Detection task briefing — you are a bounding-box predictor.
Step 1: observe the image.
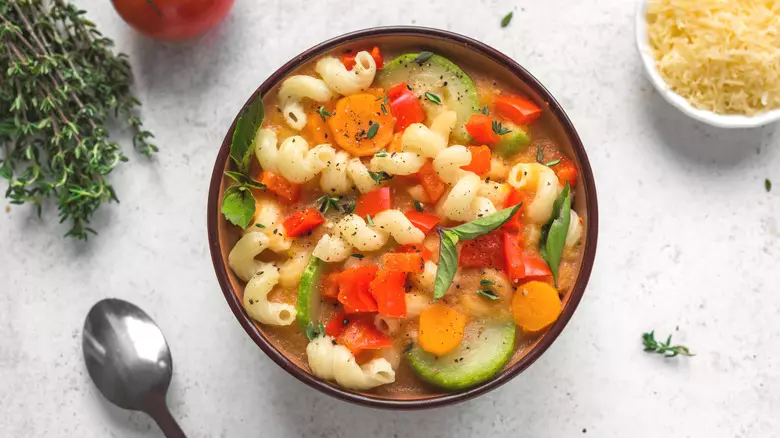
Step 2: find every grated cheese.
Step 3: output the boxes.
[646,0,780,116]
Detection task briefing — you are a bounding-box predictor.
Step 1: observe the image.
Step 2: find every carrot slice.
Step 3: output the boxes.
[418,304,467,356]
[381,252,425,273]
[511,281,561,332]
[304,108,334,145]
[327,93,394,156]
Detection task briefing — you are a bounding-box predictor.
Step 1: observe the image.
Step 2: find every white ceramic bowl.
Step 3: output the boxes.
[635,0,780,129]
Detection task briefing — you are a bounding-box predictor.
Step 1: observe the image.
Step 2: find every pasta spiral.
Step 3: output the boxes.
[507,162,561,224]
[315,51,377,96]
[278,75,338,130]
[306,335,395,390]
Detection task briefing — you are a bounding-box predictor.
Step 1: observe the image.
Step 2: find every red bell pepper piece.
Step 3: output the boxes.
[465,114,499,145]
[553,157,577,188]
[342,54,356,70]
[282,208,325,237]
[461,145,492,176]
[355,187,392,219]
[394,244,433,261]
[494,95,542,125]
[503,232,526,283]
[381,252,425,273]
[387,82,425,132]
[338,315,393,355]
[337,265,379,313]
[521,253,552,281]
[502,188,528,231]
[369,270,407,318]
[405,211,440,234]
[258,171,301,204]
[325,312,348,337]
[416,160,447,203]
[459,231,505,269]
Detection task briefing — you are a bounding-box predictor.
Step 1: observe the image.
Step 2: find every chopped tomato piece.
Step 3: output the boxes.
[405,211,440,234]
[553,157,577,188]
[381,252,425,273]
[494,95,542,125]
[370,46,383,69]
[416,160,447,203]
[395,244,433,260]
[325,312,348,337]
[282,208,325,237]
[461,145,492,176]
[342,54,356,70]
[355,187,392,219]
[337,265,379,313]
[387,82,425,132]
[465,114,499,145]
[259,171,301,204]
[522,253,552,281]
[338,315,392,355]
[369,270,407,318]
[321,272,341,301]
[459,231,505,269]
[502,188,528,231]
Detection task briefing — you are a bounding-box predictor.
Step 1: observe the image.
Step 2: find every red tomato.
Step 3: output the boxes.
[459,232,505,269]
[494,95,542,125]
[338,316,392,355]
[522,253,552,281]
[465,114,499,145]
[111,0,234,41]
[341,46,383,71]
[405,211,441,234]
[503,232,525,283]
[461,145,492,176]
[282,208,325,237]
[337,265,379,313]
[553,157,578,188]
[325,312,348,337]
[355,187,392,219]
[387,82,425,132]
[369,270,407,318]
[502,188,528,231]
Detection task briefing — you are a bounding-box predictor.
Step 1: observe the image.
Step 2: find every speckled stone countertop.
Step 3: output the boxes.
[2,1,779,437]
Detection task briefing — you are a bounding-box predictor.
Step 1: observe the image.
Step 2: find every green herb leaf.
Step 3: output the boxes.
[479,279,495,287]
[230,97,264,173]
[255,223,266,228]
[449,203,523,240]
[414,200,424,212]
[539,183,571,287]
[305,321,325,341]
[366,122,380,139]
[425,92,442,105]
[545,158,562,167]
[536,146,544,164]
[341,197,356,214]
[381,103,388,115]
[414,51,435,63]
[403,342,415,353]
[225,171,266,190]
[765,178,772,192]
[481,106,489,115]
[316,105,332,122]
[477,289,499,300]
[368,170,392,184]
[317,195,341,213]
[366,215,375,226]
[221,186,256,229]
[642,330,694,358]
[501,12,513,28]
[375,148,388,158]
[492,120,511,135]
[351,253,365,259]
[434,229,460,300]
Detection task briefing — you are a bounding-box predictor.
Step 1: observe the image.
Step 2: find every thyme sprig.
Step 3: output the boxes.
[642,330,695,358]
[0,0,156,239]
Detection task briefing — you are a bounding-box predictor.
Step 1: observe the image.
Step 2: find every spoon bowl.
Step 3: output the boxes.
[83,298,186,437]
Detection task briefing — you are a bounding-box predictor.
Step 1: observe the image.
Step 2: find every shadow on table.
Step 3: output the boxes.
[640,86,779,168]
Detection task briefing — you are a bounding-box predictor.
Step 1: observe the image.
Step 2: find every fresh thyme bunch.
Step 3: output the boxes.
[0,0,156,239]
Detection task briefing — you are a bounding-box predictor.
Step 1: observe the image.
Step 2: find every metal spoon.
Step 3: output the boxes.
[82,298,186,438]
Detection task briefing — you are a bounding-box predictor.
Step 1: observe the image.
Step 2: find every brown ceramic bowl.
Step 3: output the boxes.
[207,26,598,409]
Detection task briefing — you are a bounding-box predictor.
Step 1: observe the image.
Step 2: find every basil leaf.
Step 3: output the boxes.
[434,229,459,300]
[449,203,523,241]
[540,183,571,287]
[230,97,264,173]
[221,185,256,229]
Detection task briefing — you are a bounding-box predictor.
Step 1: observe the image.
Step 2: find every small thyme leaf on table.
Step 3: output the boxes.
[642,330,695,358]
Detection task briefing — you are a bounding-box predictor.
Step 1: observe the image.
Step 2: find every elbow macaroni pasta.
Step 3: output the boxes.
[228,232,272,282]
[565,210,583,247]
[315,52,377,96]
[306,335,395,390]
[507,162,561,224]
[246,197,292,253]
[276,136,335,184]
[278,75,338,130]
[243,265,296,325]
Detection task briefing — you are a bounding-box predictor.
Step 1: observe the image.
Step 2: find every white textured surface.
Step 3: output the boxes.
[2,1,779,437]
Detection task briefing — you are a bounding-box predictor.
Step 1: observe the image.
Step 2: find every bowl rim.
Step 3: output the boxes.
[635,0,780,129]
[207,25,599,409]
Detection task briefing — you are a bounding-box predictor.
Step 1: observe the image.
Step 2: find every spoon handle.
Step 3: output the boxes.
[146,401,187,438]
